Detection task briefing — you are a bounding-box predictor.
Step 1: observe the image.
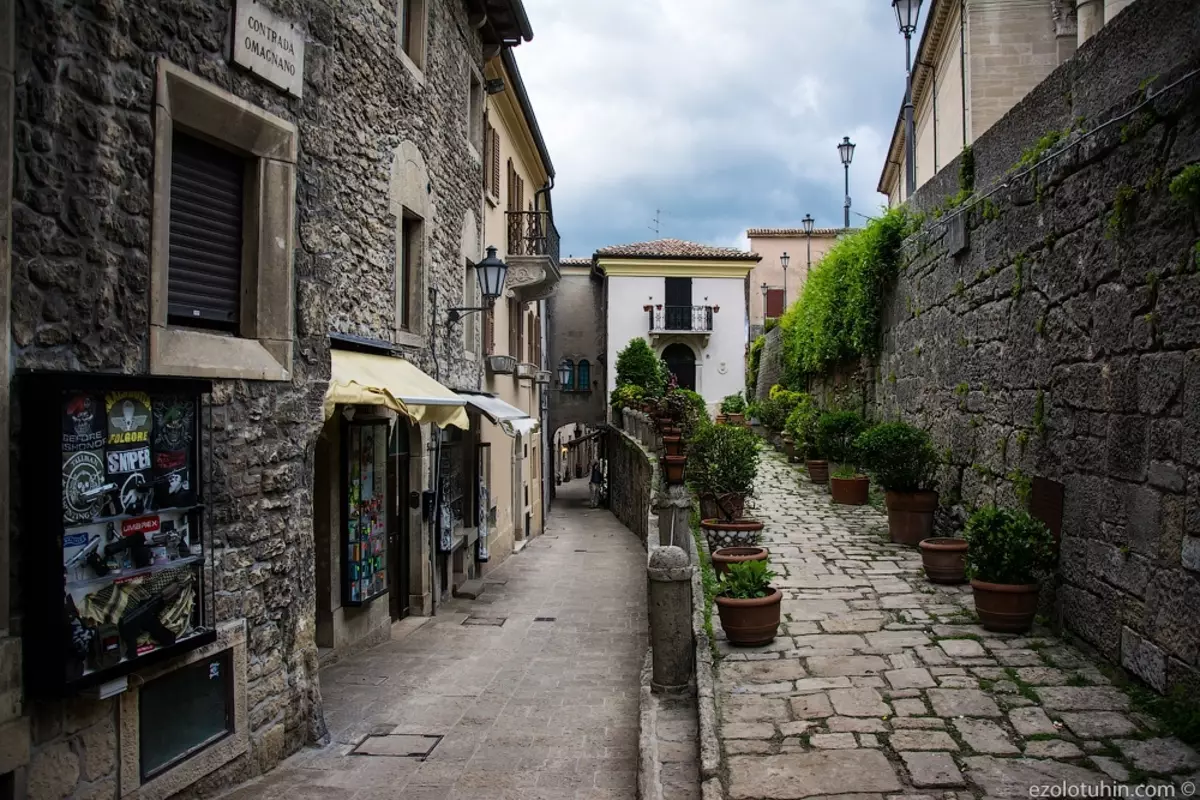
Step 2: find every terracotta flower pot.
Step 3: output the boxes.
[919,537,968,584]
[662,435,683,456]
[661,426,681,438]
[830,475,870,505]
[715,414,729,425]
[712,546,768,576]
[700,518,764,550]
[662,455,687,485]
[971,579,1040,633]
[715,588,782,646]
[806,460,829,485]
[699,493,745,522]
[885,490,939,545]
[727,413,745,425]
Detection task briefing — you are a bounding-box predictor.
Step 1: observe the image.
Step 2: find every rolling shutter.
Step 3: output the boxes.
[168,131,245,329]
[765,288,785,319]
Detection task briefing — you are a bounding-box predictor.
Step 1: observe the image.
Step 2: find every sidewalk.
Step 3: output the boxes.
[220,480,646,800]
[713,451,1199,799]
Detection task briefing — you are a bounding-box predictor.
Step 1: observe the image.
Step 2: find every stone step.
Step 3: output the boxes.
[453,579,486,600]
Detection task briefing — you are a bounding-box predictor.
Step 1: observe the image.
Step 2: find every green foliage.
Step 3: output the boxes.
[759,385,805,431]
[832,464,857,479]
[664,387,709,439]
[720,393,747,415]
[717,559,776,599]
[1012,253,1026,299]
[959,145,976,193]
[1169,164,1200,210]
[816,410,868,466]
[980,198,1000,222]
[690,508,718,658]
[686,422,761,500]
[746,335,766,397]
[610,384,644,411]
[784,395,821,459]
[746,400,762,423]
[855,421,939,493]
[964,506,1057,584]
[1108,184,1137,238]
[1015,128,1069,171]
[763,317,779,333]
[1016,430,1030,455]
[1007,468,1033,506]
[614,338,666,397]
[780,207,908,381]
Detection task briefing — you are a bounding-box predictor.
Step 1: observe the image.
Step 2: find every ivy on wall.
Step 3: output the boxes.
[779,206,909,384]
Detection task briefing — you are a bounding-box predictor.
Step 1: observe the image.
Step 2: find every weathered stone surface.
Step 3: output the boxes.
[888,730,959,751]
[789,694,835,720]
[810,733,858,749]
[953,718,1019,755]
[1115,738,1200,775]
[27,741,80,800]
[1009,707,1060,736]
[1034,687,1130,711]
[1014,667,1069,686]
[926,689,1002,718]
[808,656,889,677]
[828,688,890,717]
[722,696,790,723]
[828,717,888,733]
[938,639,987,659]
[1122,626,1168,691]
[1024,739,1085,759]
[723,723,777,740]
[901,752,966,788]
[727,750,902,799]
[962,756,1111,797]
[885,668,937,689]
[724,659,810,684]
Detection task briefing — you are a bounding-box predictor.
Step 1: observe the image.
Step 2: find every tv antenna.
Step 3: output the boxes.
[648,209,665,237]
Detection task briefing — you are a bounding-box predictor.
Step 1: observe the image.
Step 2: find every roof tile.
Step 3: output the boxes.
[594,238,759,261]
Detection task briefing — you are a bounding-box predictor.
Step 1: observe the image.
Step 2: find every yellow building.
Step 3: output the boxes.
[476,48,560,564]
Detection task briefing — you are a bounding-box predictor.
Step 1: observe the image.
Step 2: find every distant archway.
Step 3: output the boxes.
[662,343,696,390]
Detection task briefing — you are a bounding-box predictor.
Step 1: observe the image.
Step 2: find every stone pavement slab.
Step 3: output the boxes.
[711,451,1200,800]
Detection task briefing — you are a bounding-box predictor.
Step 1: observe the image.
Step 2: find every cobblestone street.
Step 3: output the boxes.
[219,479,646,800]
[715,451,1200,800]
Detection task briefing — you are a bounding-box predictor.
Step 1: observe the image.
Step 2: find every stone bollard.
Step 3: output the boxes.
[657,483,693,557]
[647,546,694,694]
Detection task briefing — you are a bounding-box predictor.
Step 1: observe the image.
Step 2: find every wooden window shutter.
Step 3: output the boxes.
[490,127,501,196]
[508,297,519,356]
[482,123,491,191]
[506,160,515,210]
[167,131,245,329]
[533,313,542,366]
[765,288,785,319]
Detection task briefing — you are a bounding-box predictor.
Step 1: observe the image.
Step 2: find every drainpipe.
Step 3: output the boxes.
[1076,0,1104,47]
[960,0,968,148]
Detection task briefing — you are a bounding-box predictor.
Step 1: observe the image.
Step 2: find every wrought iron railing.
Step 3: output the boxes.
[649,306,714,333]
[505,210,560,265]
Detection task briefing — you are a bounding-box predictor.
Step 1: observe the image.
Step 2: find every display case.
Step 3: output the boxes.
[341,420,389,606]
[19,372,216,697]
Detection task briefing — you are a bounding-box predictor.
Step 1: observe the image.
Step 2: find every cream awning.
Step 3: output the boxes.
[324,350,469,430]
[458,392,539,438]
[502,417,541,437]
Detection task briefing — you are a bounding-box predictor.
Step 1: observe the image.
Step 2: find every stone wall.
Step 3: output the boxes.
[8,0,491,795]
[607,414,657,547]
[753,327,783,402]
[547,266,607,435]
[867,0,1200,694]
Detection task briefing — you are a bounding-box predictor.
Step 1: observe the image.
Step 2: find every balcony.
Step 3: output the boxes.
[648,306,714,346]
[505,210,561,302]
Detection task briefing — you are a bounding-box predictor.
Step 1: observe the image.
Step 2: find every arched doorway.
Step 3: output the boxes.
[662,343,696,390]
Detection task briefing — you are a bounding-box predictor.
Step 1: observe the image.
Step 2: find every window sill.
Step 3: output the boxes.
[150,326,290,381]
[397,49,425,85]
[485,193,498,208]
[466,143,481,164]
[394,329,426,350]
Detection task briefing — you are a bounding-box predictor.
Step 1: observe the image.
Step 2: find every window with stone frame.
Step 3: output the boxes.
[150,60,296,382]
[398,0,427,70]
[399,211,423,332]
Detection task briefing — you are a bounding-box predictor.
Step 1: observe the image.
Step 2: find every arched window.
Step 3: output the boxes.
[576,359,591,392]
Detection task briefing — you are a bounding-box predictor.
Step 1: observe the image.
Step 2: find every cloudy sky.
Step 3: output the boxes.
[513,1,926,257]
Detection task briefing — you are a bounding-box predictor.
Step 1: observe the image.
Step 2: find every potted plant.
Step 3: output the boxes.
[662,435,683,456]
[687,422,764,548]
[919,537,969,584]
[712,546,768,576]
[855,421,940,545]
[662,455,687,485]
[817,411,869,504]
[715,559,781,646]
[784,397,817,466]
[720,394,747,425]
[964,506,1058,632]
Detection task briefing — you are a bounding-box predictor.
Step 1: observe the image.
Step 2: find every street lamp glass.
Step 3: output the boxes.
[780,251,790,270]
[802,214,815,235]
[557,360,572,387]
[838,137,856,166]
[474,245,508,303]
[892,0,923,34]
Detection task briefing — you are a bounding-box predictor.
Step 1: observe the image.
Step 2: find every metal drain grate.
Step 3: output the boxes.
[352,733,442,759]
[462,616,506,627]
[533,617,556,622]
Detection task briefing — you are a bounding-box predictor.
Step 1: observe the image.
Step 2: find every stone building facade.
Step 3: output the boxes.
[1,0,537,797]
[546,258,606,439]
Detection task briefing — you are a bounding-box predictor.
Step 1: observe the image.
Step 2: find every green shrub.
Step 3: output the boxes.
[746,400,762,423]
[686,422,761,500]
[780,207,908,382]
[964,506,1058,584]
[746,335,766,397]
[664,387,709,439]
[855,421,940,492]
[610,384,644,411]
[815,410,868,465]
[759,385,805,431]
[720,394,747,415]
[784,395,820,458]
[615,338,666,397]
[1169,164,1200,210]
[717,559,776,599]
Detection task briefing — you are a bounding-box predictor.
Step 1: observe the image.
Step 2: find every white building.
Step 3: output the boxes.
[594,239,761,413]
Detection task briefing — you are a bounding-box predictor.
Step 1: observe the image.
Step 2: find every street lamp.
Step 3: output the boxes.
[892,0,923,198]
[760,281,769,325]
[780,251,790,309]
[802,213,814,280]
[838,138,856,229]
[447,245,509,324]
[557,359,573,389]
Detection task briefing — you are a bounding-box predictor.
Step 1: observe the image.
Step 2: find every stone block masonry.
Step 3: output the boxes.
[607,418,657,547]
[866,0,1200,693]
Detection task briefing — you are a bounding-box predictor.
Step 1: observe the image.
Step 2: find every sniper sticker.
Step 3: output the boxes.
[106,392,153,516]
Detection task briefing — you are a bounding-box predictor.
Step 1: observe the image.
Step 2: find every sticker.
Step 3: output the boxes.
[64,532,90,548]
[121,516,160,538]
[63,451,108,524]
[151,396,195,508]
[106,392,153,516]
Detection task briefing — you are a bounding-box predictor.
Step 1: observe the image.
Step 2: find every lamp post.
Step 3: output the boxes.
[802,214,814,281]
[837,138,856,229]
[892,0,923,199]
[780,251,790,309]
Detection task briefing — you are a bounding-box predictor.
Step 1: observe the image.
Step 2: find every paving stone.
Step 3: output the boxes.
[885,668,937,689]
[891,717,946,729]
[1058,712,1138,739]
[1024,739,1085,759]
[952,719,1019,755]
[851,675,887,689]
[1008,707,1060,736]
[1091,756,1130,781]
[859,733,880,747]
[936,675,980,689]
[793,634,870,651]
[867,631,932,649]
[926,689,1003,718]
[888,731,959,751]
[722,723,777,740]
[726,750,902,798]
[725,739,775,755]
[1115,738,1200,774]
[780,721,819,737]
[820,617,887,633]
[811,733,859,749]
[723,659,810,684]
[892,698,929,717]
[938,639,987,659]
[790,694,835,720]
[795,676,854,693]
[901,752,966,788]
[808,656,890,677]
[995,649,1046,666]
[829,717,888,733]
[722,696,790,723]
[829,688,890,717]
[1035,687,1131,712]
[962,756,1111,796]
[1014,667,1069,686]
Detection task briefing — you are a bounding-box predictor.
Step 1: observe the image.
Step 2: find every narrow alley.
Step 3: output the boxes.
[221,479,646,800]
[715,451,1200,799]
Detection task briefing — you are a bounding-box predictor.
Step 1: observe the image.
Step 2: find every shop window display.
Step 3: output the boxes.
[20,373,216,696]
[342,421,389,605]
